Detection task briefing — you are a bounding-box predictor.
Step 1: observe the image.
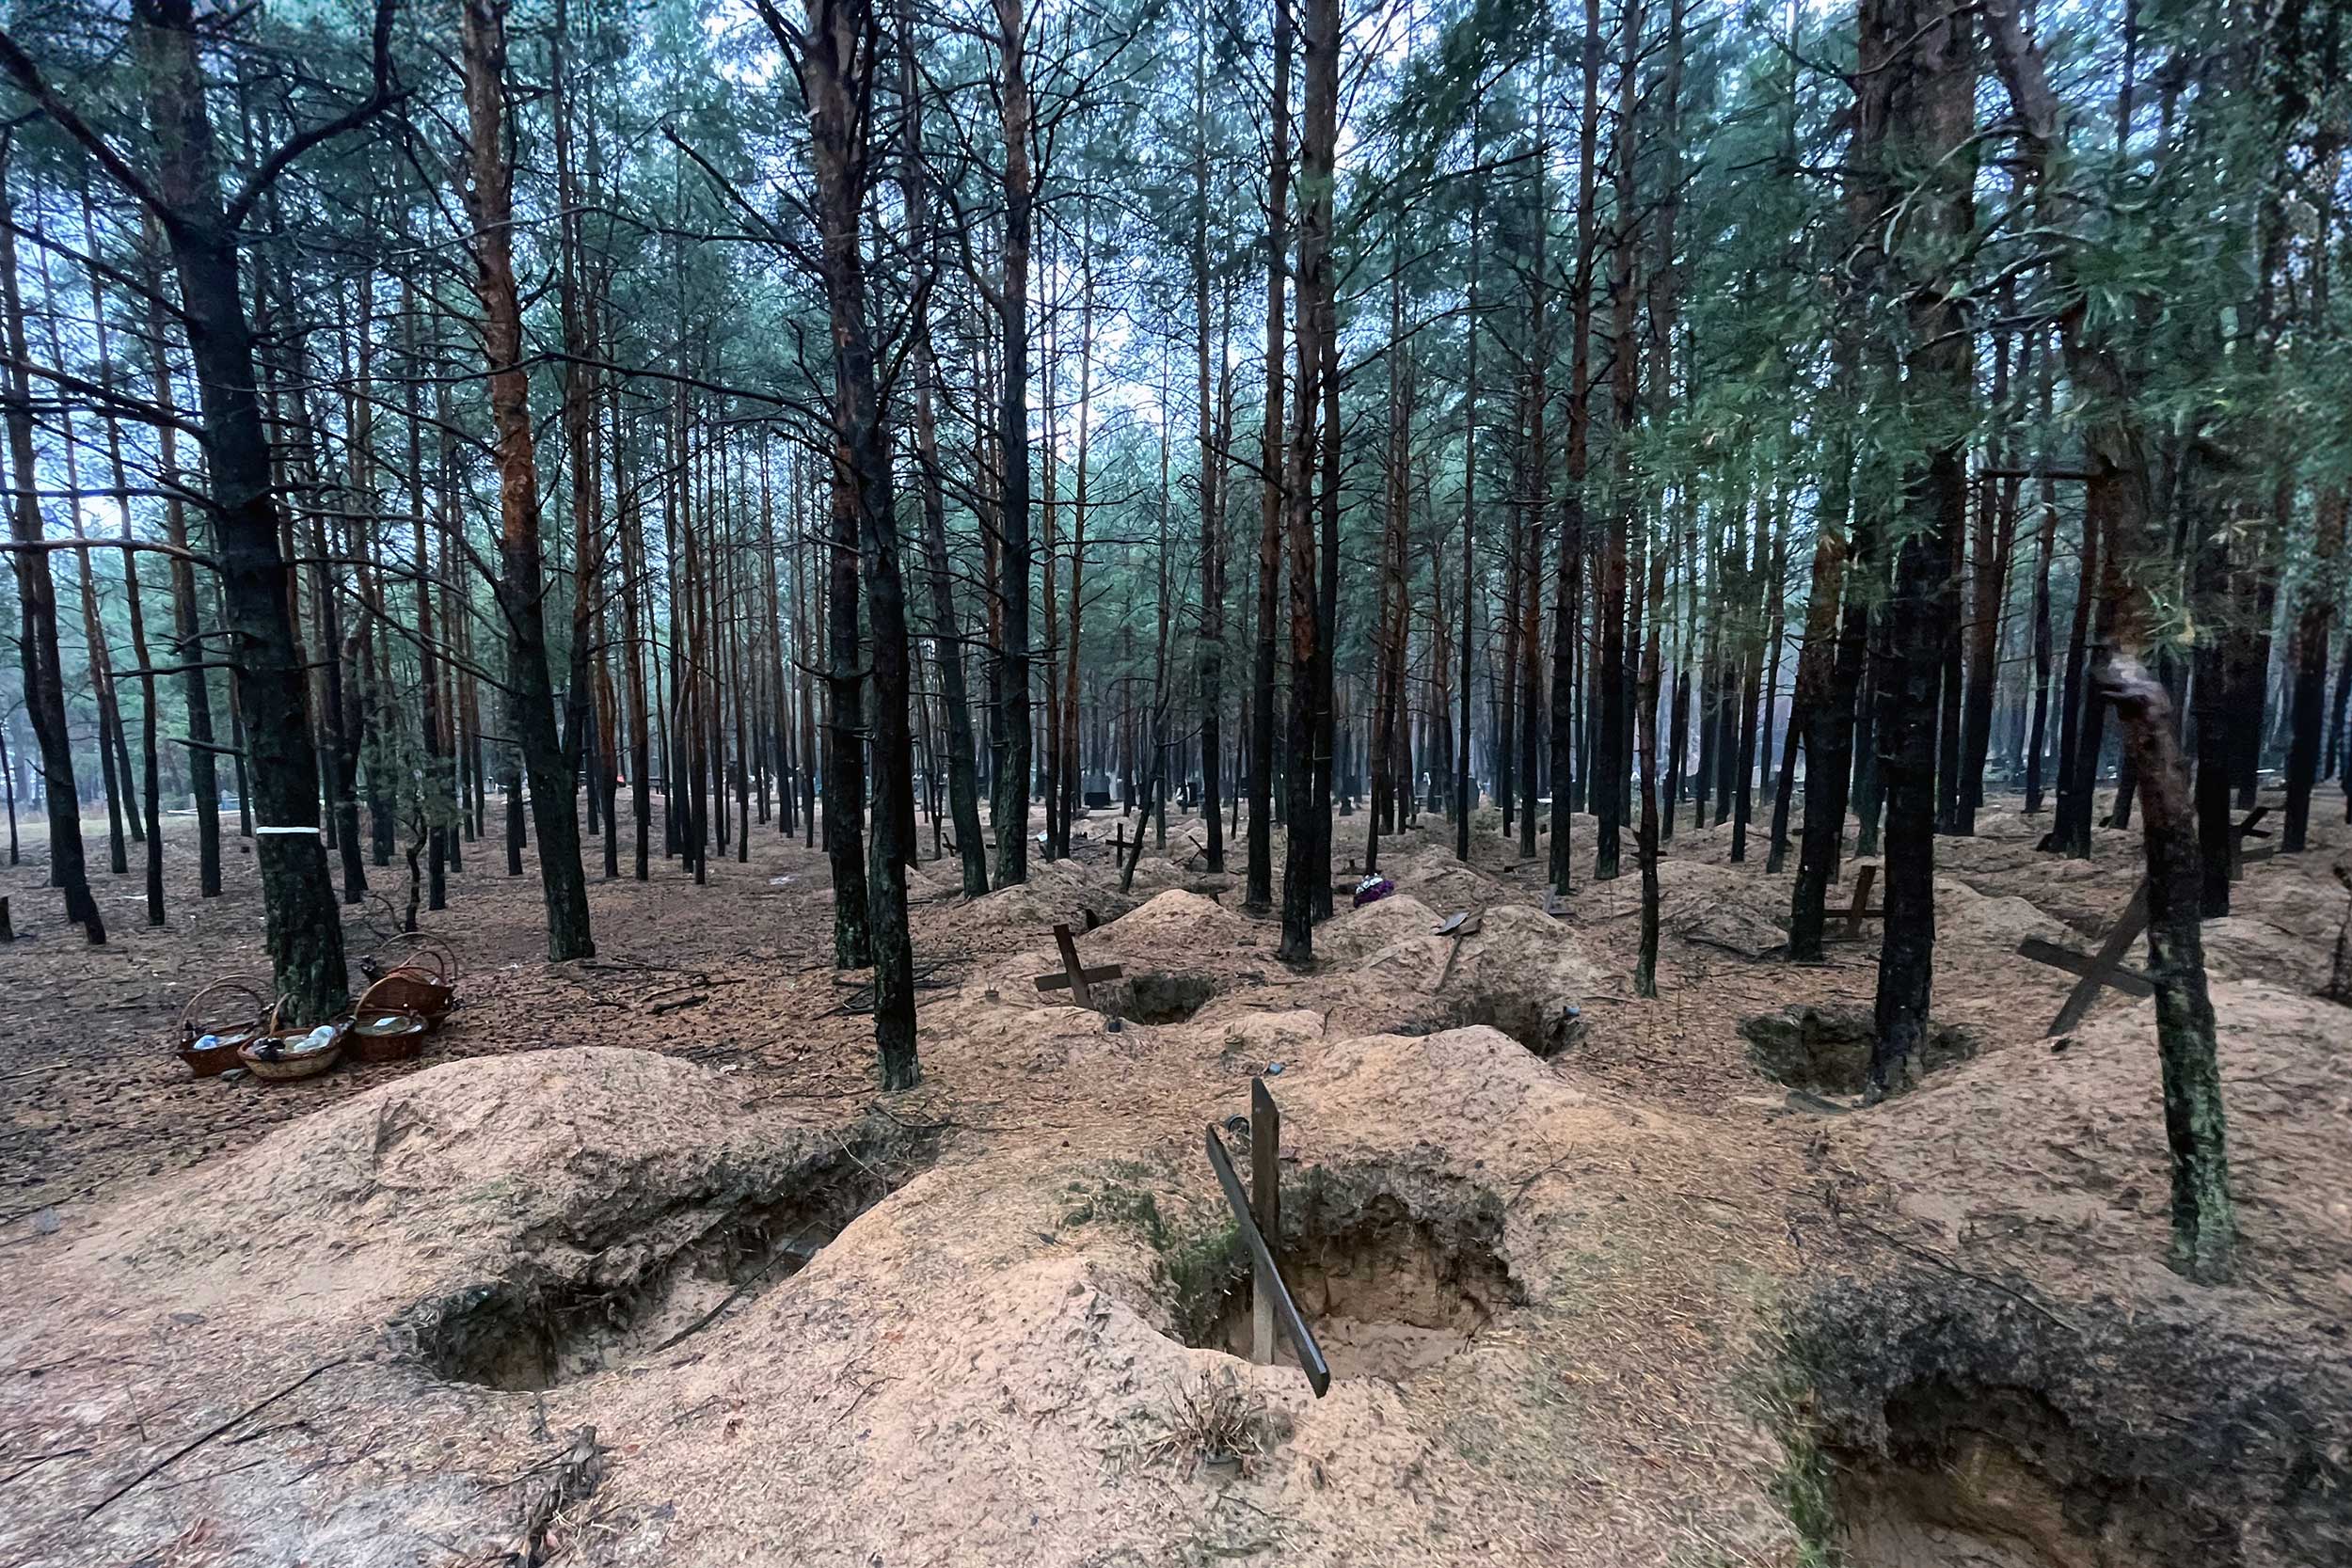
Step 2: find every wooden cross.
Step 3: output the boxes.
[1032,922,1122,1010]
[1202,1079,1329,1397]
[1826,864,1885,941]
[1248,1077,1280,1366]
[2016,807,2271,1036]
[2020,879,2155,1036]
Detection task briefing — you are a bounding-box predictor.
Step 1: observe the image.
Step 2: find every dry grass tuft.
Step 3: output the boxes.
[1142,1368,1271,1473]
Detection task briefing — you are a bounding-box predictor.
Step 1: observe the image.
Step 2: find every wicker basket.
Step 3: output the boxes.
[360,934,457,1024]
[176,980,267,1077]
[240,999,347,1082]
[358,965,453,1024]
[349,977,431,1064]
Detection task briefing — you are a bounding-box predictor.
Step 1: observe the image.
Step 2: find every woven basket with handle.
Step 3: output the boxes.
[177,979,267,1077]
[349,974,432,1063]
[359,933,456,1023]
[240,997,347,1082]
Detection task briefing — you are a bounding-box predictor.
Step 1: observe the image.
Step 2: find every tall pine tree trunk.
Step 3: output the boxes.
[1278,0,1337,961]
[990,0,1034,888]
[0,143,102,940]
[1867,0,1974,1098]
[460,0,594,960]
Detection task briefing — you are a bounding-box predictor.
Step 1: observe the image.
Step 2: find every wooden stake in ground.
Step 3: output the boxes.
[1249,1077,1279,1365]
[1033,923,1121,1011]
[1203,1093,1328,1398]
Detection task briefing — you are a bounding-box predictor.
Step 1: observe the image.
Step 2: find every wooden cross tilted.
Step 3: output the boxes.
[1031,921,1123,1011]
[1825,864,1885,941]
[2016,806,2270,1037]
[2019,880,2156,1037]
[1203,1078,1329,1397]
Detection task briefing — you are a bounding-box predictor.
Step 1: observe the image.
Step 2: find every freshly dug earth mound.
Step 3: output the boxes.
[397,1134,920,1390]
[1090,887,1261,952]
[1808,976,2352,1567]
[1656,858,1796,959]
[1327,904,1598,1054]
[1836,979,2352,1299]
[1740,1003,1976,1098]
[949,854,1138,931]
[1073,890,1278,1023]
[97,1048,926,1309]
[1311,893,1442,965]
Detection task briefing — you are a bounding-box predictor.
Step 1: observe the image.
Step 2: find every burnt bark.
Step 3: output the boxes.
[1278,0,1336,962]
[1866,0,1973,1099]
[989,0,1034,889]
[1986,0,2234,1280]
[461,0,595,961]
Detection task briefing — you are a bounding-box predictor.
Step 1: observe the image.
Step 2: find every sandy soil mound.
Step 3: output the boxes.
[2197,860,2344,995]
[68,1053,928,1362]
[1090,888,1259,952]
[1842,978,2352,1309]
[1319,904,1599,1054]
[943,854,1141,933]
[1383,856,1508,912]
[92,1049,818,1302]
[1656,857,1794,958]
[2,1026,1797,1568]
[1929,874,2074,950]
[1311,893,1441,964]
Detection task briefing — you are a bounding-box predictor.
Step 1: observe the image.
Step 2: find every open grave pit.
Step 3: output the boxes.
[1115,969,1223,1024]
[1178,1168,1518,1386]
[1327,903,1598,1058]
[1740,1003,1977,1098]
[1789,1274,2352,1568]
[396,1130,934,1392]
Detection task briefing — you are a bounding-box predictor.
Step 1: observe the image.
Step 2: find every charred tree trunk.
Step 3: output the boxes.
[1192,8,1225,875]
[137,219,221,896]
[782,0,916,1085]
[1278,0,1336,962]
[1454,146,1480,864]
[462,0,594,960]
[990,0,1034,888]
[1592,0,1641,882]
[1867,0,1973,1100]
[2023,375,2059,813]
[2283,488,2344,854]
[1248,0,1291,908]
[898,17,987,897]
[1986,0,2234,1279]
[116,2,374,1009]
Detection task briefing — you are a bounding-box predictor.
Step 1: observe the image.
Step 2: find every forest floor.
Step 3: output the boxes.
[1,787,2347,1567]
